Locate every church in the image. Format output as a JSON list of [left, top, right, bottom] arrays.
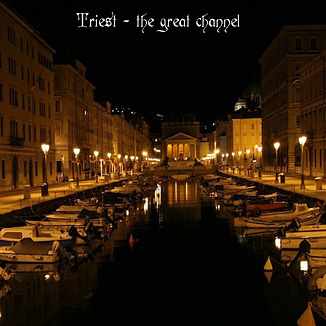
[[161, 114, 201, 161]]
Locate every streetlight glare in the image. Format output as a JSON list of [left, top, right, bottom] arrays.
[[299, 136, 307, 146], [73, 148, 80, 155], [258, 146, 262, 152], [107, 153, 112, 158], [94, 151, 99, 157], [41, 144, 50, 153], [273, 142, 280, 150]]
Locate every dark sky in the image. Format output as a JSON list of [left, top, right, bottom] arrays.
[[6, 0, 326, 125]]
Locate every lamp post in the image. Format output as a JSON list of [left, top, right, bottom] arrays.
[[299, 136, 307, 189], [258, 146, 262, 179], [232, 152, 235, 173], [274, 142, 280, 183], [41, 143, 49, 196], [125, 155, 129, 174], [142, 151, 148, 171], [130, 156, 135, 173], [107, 153, 112, 176], [94, 151, 99, 183], [73, 148, 80, 188], [246, 149, 250, 176], [238, 151, 242, 175]]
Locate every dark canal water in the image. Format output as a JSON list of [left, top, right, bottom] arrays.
[[0, 179, 318, 325]]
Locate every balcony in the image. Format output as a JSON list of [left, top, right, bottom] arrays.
[[10, 135, 24, 147]]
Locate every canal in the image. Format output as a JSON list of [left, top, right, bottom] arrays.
[[0, 178, 315, 325]]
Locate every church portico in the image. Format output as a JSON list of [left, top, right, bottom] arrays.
[[164, 132, 198, 160]]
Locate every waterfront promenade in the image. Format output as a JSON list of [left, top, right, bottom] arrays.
[[0, 178, 126, 215], [222, 170, 326, 203]]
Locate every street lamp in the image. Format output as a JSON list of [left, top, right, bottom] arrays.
[[107, 153, 112, 175], [142, 151, 148, 171], [258, 146, 262, 179], [246, 149, 250, 176], [238, 151, 242, 175], [94, 150, 99, 183], [73, 148, 80, 188], [299, 136, 307, 189], [41, 143, 49, 196], [274, 142, 280, 183], [232, 152, 235, 173], [214, 149, 220, 166]]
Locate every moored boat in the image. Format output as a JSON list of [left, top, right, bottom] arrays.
[[170, 173, 191, 181]]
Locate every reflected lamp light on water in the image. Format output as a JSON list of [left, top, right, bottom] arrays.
[[300, 260, 309, 272], [275, 237, 281, 250]]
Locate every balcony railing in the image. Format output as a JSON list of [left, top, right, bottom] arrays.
[[10, 135, 24, 147]]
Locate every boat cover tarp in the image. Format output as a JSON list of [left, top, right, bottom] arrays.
[[11, 238, 52, 255]]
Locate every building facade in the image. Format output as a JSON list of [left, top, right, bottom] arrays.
[[0, 2, 55, 190], [226, 109, 262, 162], [54, 61, 99, 180], [260, 25, 326, 173], [299, 49, 326, 177], [161, 114, 201, 160]]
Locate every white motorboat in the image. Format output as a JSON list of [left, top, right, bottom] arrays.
[[0, 239, 65, 263], [171, 173, 191, 181], [111, 185, 142, 194], [275, 224, 326, 250], [0, 225, 74, 248]]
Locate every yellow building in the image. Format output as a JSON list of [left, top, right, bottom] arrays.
[[226, 109, 262, 162], [0, 2, 55, 190]]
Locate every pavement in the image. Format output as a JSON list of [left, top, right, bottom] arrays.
[[222, 170, 326, 203], [0, 178, 126, 215]]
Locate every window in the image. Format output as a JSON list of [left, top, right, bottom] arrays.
[[311, 38, 317, 50], [7, 27, 16, 45], [2, 160, 5, 179], [50, 161, 52, 175], [10, 120, 18, 136], [320, 149, 322, 168], [28, 96, 30, 111], [251, 123, 254, 130], [0, 116, 3, 136], [295, 38, 302, 50], [33, 125, 37, 141], [35, 161, 38, 176], [55, 100, 61, 112], [296, 116, 301, 129], [32, 72, 35, 85], [21, 65, 24, 80], [26, 41, 29, 54], [38, 52, 53, 71], [24, 160, 27, 177], [21, 93, 25, 109], [38, 76, 45, 91], [20, 37, 24, 51], [48, 105, 51, 118], [8, 57, 16, 75], [39, 102, 46, 117], [49, 129, 51, 143], [0, 83, 2, 102], [40, 127, 46, 142], [31, 46, 34, 59], [55, 121, 61, 137], [48, 81, 50, 94], [27, 69, 30, 83], [0, 51, 2, 68], [314, 149, 317, 168], [22, 123, 25, 139], [33, 99, 36, 113], [9, 88, 18, 107], [28, 125, 31, 141]]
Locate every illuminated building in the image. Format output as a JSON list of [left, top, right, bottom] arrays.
[[0, 2, 55, 189]]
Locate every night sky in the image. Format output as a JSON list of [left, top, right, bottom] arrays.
[[6, 0, 326, 126]]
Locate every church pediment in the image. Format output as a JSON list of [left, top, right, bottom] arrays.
[[165, 132, 197, 141]]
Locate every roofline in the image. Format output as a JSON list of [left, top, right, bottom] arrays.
[[54, 64, 96, 89], [259, 24, 326, 63], [0, 1, 55, 54]]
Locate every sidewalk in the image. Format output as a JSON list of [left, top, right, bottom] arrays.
[[0, 178, 126, 216], [222, 170, 326, 203]]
